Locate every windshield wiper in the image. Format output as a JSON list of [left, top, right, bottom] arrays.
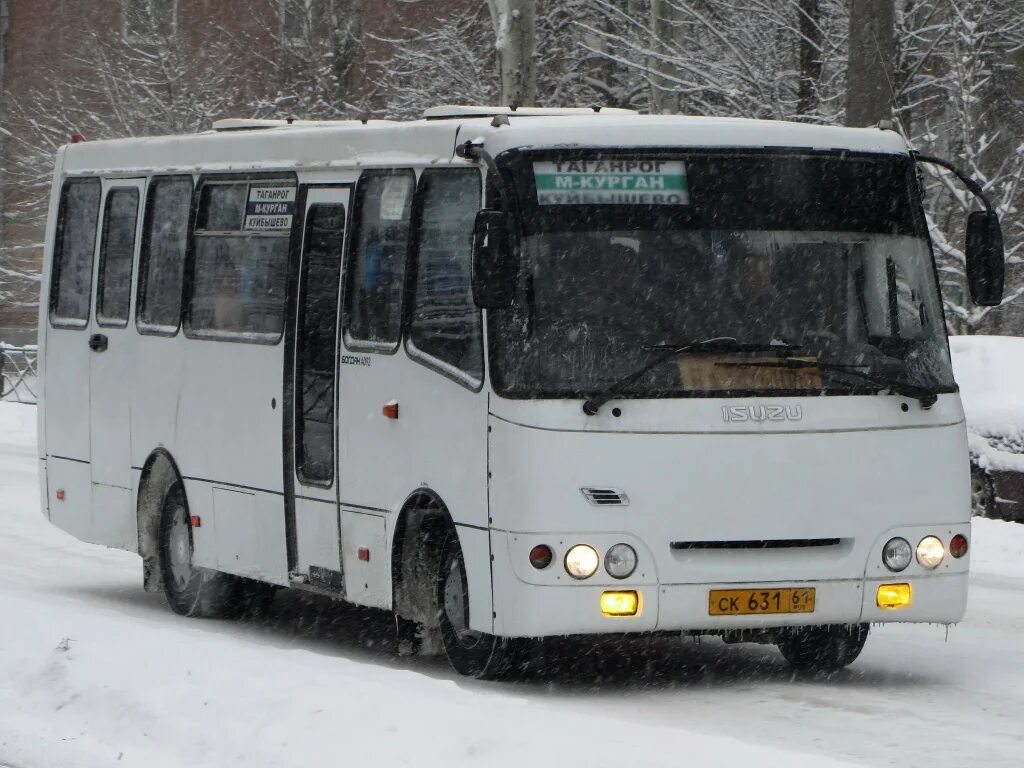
[[581, 337, 801, 415], [716, 357, 939, 407]]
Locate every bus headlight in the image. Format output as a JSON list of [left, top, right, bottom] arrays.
[[916, 536, 945, 569], [604, 543, 637, 579], [882, 537, 912, 572], [564, 544, 599, 579]]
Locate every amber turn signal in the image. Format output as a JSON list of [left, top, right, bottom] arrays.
[[876, 583, 912, 609], [600, 590, 640, 617]]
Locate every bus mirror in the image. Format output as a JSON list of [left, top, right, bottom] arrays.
[[472, 209, 516, 309], [965, 210, 1004, 307]]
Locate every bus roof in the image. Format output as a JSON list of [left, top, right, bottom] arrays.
[[59, 109, 911, 177]]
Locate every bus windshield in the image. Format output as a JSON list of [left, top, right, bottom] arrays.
[[488, 150, 955, 400]]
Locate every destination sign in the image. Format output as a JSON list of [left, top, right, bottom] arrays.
[[244, 186, 296, 230], [534, 160, 688, 205]]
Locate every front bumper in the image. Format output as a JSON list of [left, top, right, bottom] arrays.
[[490, 530, 969, 637]]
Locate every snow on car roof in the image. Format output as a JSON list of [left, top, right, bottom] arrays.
[[950, 335, 1024, 472]]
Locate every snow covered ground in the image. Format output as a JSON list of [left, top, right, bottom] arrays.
[[2, 401, 1023, 768]]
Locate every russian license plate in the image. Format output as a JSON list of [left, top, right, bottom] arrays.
[[708, 587, 816, 616]]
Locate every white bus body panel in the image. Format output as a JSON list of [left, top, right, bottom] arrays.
[[488, 394, 970, 636], [336, 351, 491, 624], [179, 340, 289, 583]]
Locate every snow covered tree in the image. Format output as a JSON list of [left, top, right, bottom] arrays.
[[894, 0, 1024, 333]]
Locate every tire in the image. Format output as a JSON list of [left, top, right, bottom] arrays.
[[777, 624, 869, 672], [158, 480, 245, 618], [436, 530, 519, 679]]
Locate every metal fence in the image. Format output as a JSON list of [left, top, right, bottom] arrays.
[[0, 344, 38, 404]]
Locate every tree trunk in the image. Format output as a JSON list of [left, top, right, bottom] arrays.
[[846, 0, 896, 126], [487, 0, 537, 107], [796, 0, 822, 118], [649, 0, 686, 114], [0, 0, 10, 249]]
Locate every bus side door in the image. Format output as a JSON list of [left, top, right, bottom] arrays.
[[88, 177, 145, 548], [286, 186, 349, 588]]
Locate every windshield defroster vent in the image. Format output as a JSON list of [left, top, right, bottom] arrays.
[[580, 488, 630, 506]]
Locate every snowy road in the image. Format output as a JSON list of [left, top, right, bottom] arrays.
[[1, 402, 1022, 767]]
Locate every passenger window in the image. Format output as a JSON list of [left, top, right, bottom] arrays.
[[50, 177, 101, 328], [188, 180, 294, 342], [96, 187, 140, 327], [137, 175, 193, 333], [408, 168, 483, 383], [295, 204, 345, 486], [343, 170, 414, 351]]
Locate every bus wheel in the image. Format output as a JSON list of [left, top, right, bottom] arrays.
[[158, 481, 243, 618], [776, 624, 869, 672], [437, 530, 518, 679]]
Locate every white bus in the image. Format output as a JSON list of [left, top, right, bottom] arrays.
[[37, 106, 1005, 678]]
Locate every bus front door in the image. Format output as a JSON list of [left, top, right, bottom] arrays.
[[286, 186, 349, 589], [88, 177, 145, 548]]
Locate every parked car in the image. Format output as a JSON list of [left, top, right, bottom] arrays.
[[950, 335, 1024, 522]]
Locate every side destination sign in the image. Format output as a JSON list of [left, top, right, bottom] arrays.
[[534, 160, 688, 205], [245, 186, 296, 230]]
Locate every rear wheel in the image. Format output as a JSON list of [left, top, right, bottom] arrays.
[[776, 624, 869, 672], [437, 530, 519, 679], [159, 481, 244, 618]]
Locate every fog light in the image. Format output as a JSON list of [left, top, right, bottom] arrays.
[[600, 590, 640, 616], [916, 536, 944, 569], [882, 537, 912, 572], [950, 533, 968, 559], [564, 544, 599, 579], [877, 583, 912, 609], [604, 543, 637, 579], [529, 544, 553, 570]]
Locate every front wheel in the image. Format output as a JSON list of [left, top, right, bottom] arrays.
[[776, 624, 869, 672], [437, 530, 519, 679]]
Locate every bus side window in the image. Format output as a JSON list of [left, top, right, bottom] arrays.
[[296, 204, 345, 486], [407, 168, 483, 385], [187, 180, 293, 342], [96, 187, 140, 328], [343, 170, 414, 352], [49, 177, 101, 328], [136, 175, 193, 334]]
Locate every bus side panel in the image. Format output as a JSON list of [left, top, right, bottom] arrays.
[[130, 333, 186, 477], [42, 164, 95, 538], [337, 355, 492, 630], [37, 149, 66, 469], [37, 149, 66, 520], [175, 339, 288, 584]]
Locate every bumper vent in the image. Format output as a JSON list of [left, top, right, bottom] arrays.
[[580, 487, 630, 506], [671, 538, 841, 551]]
